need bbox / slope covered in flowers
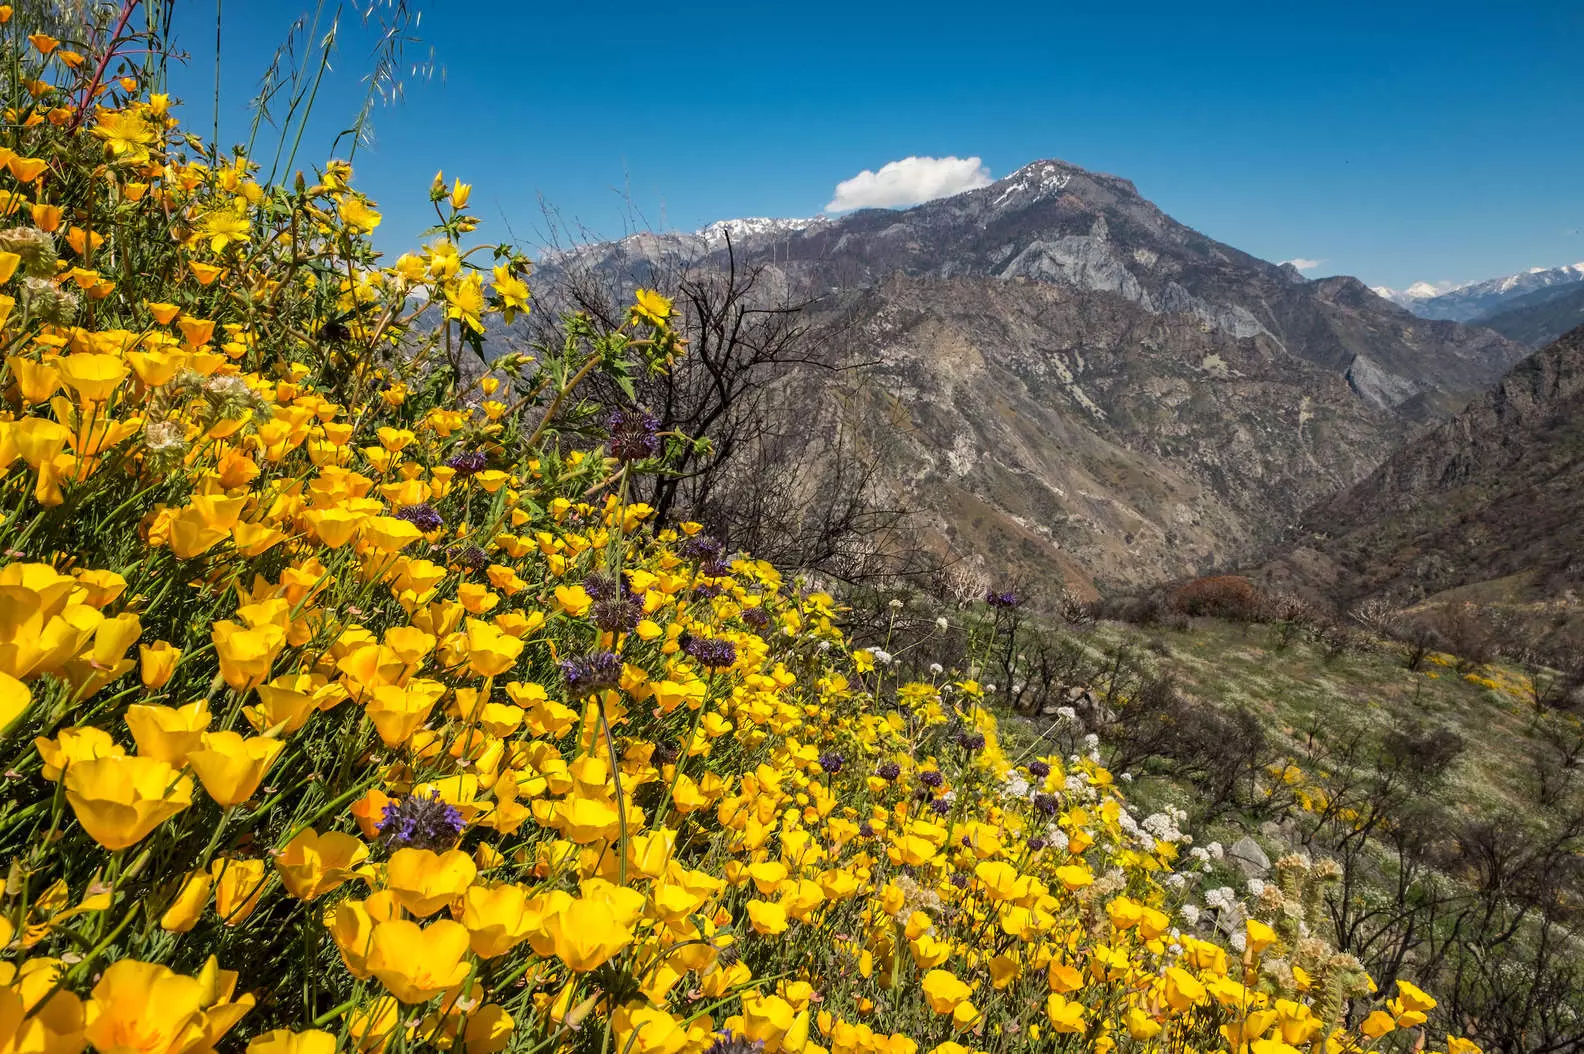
[0,10,1472,1054]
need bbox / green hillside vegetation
[953,600,1584,1054]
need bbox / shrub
[1170,574,1265,621]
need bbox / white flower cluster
[1000,773,1033,800]
[1204,886,1239,912]
[143,419,187,453]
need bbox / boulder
[1227,835,1271,877]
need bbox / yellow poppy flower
[364,918,471,1004]
[275,829,373,900]
[385,847,477,916]
[186,731,284,806]
[63,754,192,849]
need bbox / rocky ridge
[532,160,1531,596]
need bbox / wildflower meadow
[0,5,1476,1054]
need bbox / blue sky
[168,0,1584,290]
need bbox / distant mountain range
[534,160,1529,596]
[1372,262,1584,339]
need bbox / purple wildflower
[585,573,643,631]
[706,1033,765,1054]
[1028,760,1051,779]
[678,535,723,562]
[449,545,489,573]
[681,634,736,670]
[445,450,488,477]
[560,651,622,697]
[817,751,844,775]
[986,589,1021,609]
[1033,793,1059,816]
[919,770,944,789]
[876,761,901,781]
[607,408,661,463]
[930,797,951,816]
[378,789,464,851]
[394,503,444,533]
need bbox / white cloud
[1281,257,1324,271]
[825,156,993,213]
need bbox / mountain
[1377,262,1584,323]
[1369,280,1466,311]
[1255,325,1584,644]
[1474,282,1584,348]
[535,160,1529,595]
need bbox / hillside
[982,612,1584,1054]
[805,274,1399,596]
[1256,325,1584,643]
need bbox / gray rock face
[1228,836,1272,877]
[1345,353,1422,410]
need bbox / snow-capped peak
[1371,279,1468,308]
[697,216,820,247]
[987,160,1074,208]
[1377,262,1584,321]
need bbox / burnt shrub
[1171,575,1265,621]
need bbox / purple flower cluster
[876,761,901,781]
[705,1033,765,1054]
[1028,759,1051,779]
[1034,792,1059,817]
[919,770,944,789]
[445,449,488,477]
[678,534,723,562]
[681,634,736,670]
[607,408,661,463]
[817,751,844,775]
[956,730,987,753]
[394,503,444,533]
[560,651,622,697]
[585,572,644,632]
[378,790,464,851]
[740,606,769,629]
[986,589,1021,609]
[449,545,489,573]
[930,797,951,816]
